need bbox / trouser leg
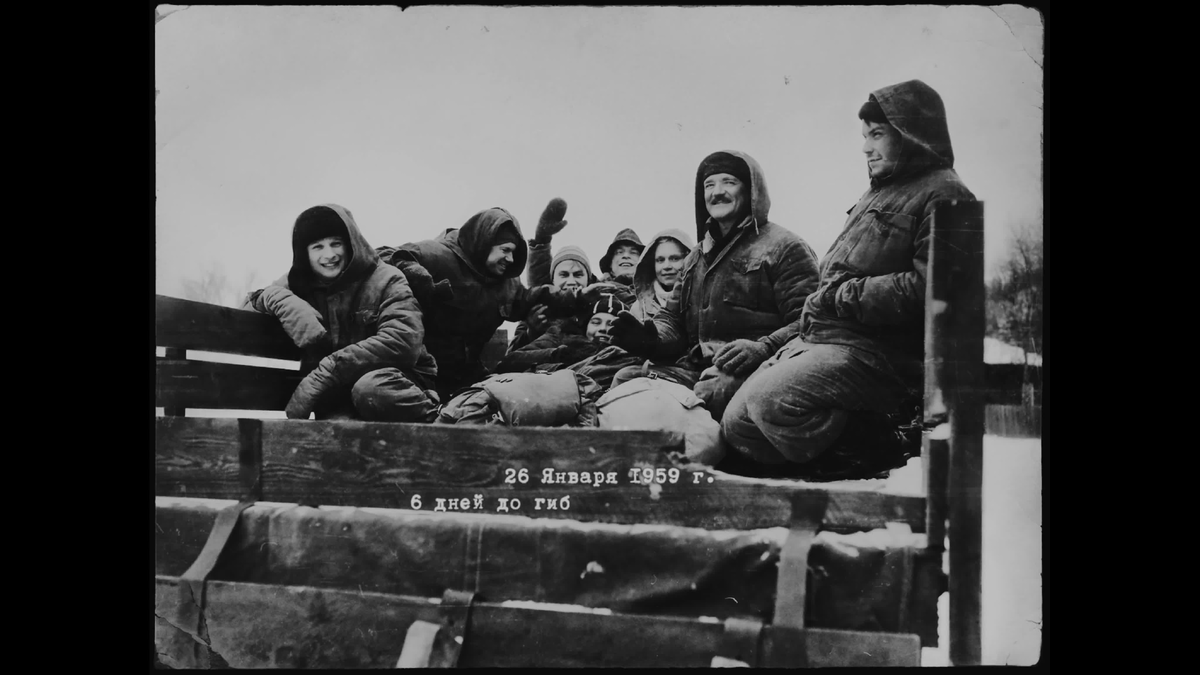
[351,368,439,424]
[721,341,907,465]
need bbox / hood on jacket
[288,204,381,295]
[866,79,955,185]
[599,228,645,277]
[439,207,528,281]
[693,150,771,243]
[632,227,696,293]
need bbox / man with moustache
[608,150,820,420]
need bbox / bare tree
[986,217,1043,404]
[179,262,263,309]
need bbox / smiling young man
[720,79,977,480]
[244,204,439,422]
[378,207,599,402]
[608,150,820,420]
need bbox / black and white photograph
[154,5,1043,668]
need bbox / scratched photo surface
[154,5,1042,665]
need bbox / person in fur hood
[608,150,820,421]
[627,228,695,322]
[378,206,605,402]
[244,204,439,422]
[721,79,977,481]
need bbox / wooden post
[163,348,187,417]
[927,200,985,665]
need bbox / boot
[790,410,920,482]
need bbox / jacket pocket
[845,209,918,275]
[722,257,767,310]
[354,309,381,336]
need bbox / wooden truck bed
[154,201,985,668]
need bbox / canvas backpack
[596,376,726,465]
[436,369,604,427]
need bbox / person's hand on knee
[712,339,773,376]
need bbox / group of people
[244,79,975,480]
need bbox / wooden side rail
[156,294,304,361]
[155,497,942,644]
[155,294,509,414]
[156,417,927,533]
[924,199,986,665]
[154,575,920,668]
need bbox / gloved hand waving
[608,310,658,358]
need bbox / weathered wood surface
[928,199,985,665]
[154,576,921,667]
[156,358,301,411]
[156,418,928,532]
[985,403,1042,438]
[154,496,940,639]
[156,294,304,361]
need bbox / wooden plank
[162,348,188,416]
[258,420,924,531]
[984,403,1042,438]
[156,294,304,360]
[764,625,921,667]
[155,417,928,532]
[156,358,301,411]
[928,200,985,666]
[923,434,949,552]
[156,417,244,499]
[153,575,921,667]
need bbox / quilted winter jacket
[378,208,560,384]
[650,151,821,369]
[244,204,436,403]
[800,80,976,379]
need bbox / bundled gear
[435,369,604,427]
[597,377,726,466]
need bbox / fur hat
[698,151,752,187]
[293,205,349,250]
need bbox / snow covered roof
[984,337,1042,366]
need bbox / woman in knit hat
[510,244,599,351]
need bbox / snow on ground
[920,434,1042,666]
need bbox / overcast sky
[154,5,1043,303]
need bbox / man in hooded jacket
[720,79,977,480]
[609,150,821,420]
[378,207,595,402]
[244,204,439,422]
